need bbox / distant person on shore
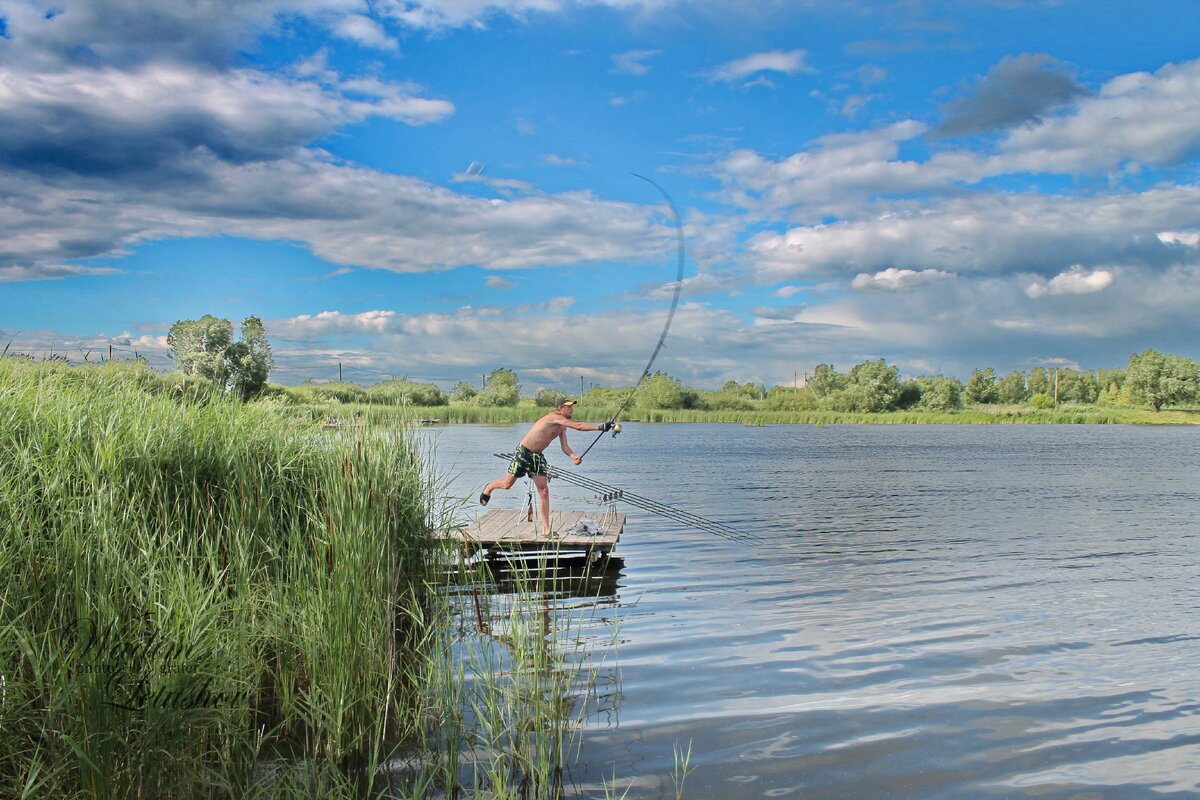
[480,396,614,538]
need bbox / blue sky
[3,0,1200,390]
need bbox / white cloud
[706,49,814,85]
[745,187,1200,282]
[999,59,1200,173]
[332,13,399,50]
[1025,267,1114,298]
[852,268,954,291]
[0,149,673,279]
[486,275,514,289]
[611,49,660,76]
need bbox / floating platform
[449,509,624,564]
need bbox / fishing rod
[494,453,757,544]
[578,173,686,461]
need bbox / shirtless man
[480,396,615,538]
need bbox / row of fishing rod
[494,453,757,544]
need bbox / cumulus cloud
[1025,267,1114,298]
[934,53,1087,138]
[0,63,453,179]
[852,268,955,291]
[706,49,814,85]
[745,188,1200,282]
[713,57,1200,219]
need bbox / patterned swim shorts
[508,444,549,478]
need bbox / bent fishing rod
[577,173,686,462]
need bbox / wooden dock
[450,509,624,562]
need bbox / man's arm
[558,429,582,464]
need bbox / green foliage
[965,367,1000,404]
[166,314,275,399]
[762,386,818,411]
[533,388,561,407]
[997,370,1029,404]
[846,358,903,412]
[695,389,755,411]
[367,379,448,406]
[1027,367,1050,396]
[635,371,698,410]
[808,363,849,397]
[1028,392,1056,409]
[584,385,634,403]
[308,380,369,404]
[914,375,965,411]
[166,314,233,384]
[476,367,520,407]
[0,357,441,796]
[451,380,478,401]
[1126,348,1200,411]
[1055,369,1100,404]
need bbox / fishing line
[494,453,757,543]
[578,173,686,461]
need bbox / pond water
[415,422,1200,799]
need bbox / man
[480,396,615,538]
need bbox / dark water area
[416,423,1200,799]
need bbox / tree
[1027,367,1049,396]
[477,368,520,407]
[846,358,902,412]
[167,315,233,385]
[1126,349,1200,411]
[451,381,478,401]
[914,375,964,411]
[1055,370,1099,404]
[965,367,1000,404]
[167,314,275,398]
[996,370,1028,404]
[808,363,849,397]
[227,315,273,398]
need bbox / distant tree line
[165,317,1198,415]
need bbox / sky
[3,0,1200,391]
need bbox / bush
[367,380,448,406]
[308,381,368,404]
[763,386,817,411]
[1028,393,1055,409]
[534,388,560,407]
[695,391,755,411]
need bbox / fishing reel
[610,422,622,438]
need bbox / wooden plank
[455,509,624,553]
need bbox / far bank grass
[297,400,1200,427]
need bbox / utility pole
[581,375,585,397]
[338,361,342,382]
[1054,369,1059,406]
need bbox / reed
[0,358,445,797]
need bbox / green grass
[0,358,446,797]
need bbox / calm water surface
[416,423,1200,799]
